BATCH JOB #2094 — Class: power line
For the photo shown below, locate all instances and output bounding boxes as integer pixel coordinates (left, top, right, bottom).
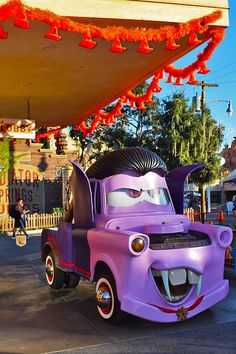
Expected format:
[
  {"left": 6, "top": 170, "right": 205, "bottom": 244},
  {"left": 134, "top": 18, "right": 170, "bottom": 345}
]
[
  {"left": 207, "top": 68, "right": 236, "bottom": 82},
  {"left": 218, "top": 80, "right": 236, "bottom": 84},
  {"left": 206, "top": 59, "right": 236, "bottom": 76}
]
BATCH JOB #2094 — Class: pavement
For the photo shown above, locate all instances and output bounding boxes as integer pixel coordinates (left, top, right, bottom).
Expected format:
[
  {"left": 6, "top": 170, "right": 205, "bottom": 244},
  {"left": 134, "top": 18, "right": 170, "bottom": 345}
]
[{"left": 0, "top": 233, "right": 236, "bottom": 354}]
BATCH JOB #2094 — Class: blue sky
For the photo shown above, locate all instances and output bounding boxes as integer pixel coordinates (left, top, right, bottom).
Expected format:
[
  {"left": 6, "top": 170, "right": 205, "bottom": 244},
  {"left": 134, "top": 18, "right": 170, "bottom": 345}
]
[{"left": 157, "top": 0, "right": 236, "bottom": 148}]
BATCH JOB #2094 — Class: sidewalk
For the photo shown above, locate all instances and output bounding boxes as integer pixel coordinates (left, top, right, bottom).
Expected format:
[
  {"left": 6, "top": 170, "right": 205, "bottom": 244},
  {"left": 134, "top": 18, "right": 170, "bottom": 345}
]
[{"left": 1, "top": 228, "right": 51, "bottom": 237}]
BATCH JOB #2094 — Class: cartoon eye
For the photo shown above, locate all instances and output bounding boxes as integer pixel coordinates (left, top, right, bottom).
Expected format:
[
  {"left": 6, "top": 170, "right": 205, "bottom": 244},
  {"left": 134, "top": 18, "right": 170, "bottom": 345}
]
[
  {"left": 106, "top": 188, "right": 142, "bottom": 207},
  {"left": 129, "top": 189, "right": 142, "bottom": 198}
]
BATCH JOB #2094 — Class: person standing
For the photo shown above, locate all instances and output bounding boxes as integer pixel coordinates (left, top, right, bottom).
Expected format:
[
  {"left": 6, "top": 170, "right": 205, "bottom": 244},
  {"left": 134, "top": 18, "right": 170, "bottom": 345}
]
[
  {"left": 226, "top": 199, "right": 234, "bottom": 215},
  {"left": 11, "top": 198, "right": 30, "bottom": 239}
]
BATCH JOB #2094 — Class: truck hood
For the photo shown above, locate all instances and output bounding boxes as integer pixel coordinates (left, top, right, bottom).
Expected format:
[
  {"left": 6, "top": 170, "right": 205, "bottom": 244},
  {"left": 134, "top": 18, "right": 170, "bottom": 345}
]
[{"left": 95, "top": 213, "right": 190, "bottom": 233}]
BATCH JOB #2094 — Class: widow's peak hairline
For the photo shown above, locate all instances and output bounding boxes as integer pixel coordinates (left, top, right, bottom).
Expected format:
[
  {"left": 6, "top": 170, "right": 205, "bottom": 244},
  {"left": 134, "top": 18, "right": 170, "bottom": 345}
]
[{"left": 86, "top": 147, "right": 167, "bottom": 180}]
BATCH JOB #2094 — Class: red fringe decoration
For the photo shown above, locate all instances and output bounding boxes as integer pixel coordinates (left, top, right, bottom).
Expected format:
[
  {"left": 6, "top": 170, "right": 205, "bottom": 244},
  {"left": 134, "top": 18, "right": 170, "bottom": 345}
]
[
  {"left": 164, "top": 28, "right": 224, "bottom": 79},
  {"left": 0, "top": 0, "right": 222, "bottom": 51}
]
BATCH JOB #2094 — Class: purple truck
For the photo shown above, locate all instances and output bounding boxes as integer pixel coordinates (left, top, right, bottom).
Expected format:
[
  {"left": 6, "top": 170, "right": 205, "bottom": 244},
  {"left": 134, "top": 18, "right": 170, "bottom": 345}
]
[{"left": 41, "top": 147, "right": 232, "bottom": 323}]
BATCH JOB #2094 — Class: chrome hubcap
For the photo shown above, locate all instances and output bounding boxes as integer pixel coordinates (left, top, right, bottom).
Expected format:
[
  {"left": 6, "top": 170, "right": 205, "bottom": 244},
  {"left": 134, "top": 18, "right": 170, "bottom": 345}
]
[
  {"left": 95, "top": 286, "right": 111, "bottom": 309},
  {"left": 46, "top": 263, "right": 53, "bottom": 276}
]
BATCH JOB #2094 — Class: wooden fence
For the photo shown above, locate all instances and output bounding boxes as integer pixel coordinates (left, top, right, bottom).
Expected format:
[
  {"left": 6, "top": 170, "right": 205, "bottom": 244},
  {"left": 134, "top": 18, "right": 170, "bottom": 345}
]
[
  {"left": 0, "top": 207, "right": 219, "bottom": 233},
  {"left": 0, "top": 213, "right": 64, "bottom": 232},
  {"left": 184, "top": 208, "right": 195, "bottom": 222}
]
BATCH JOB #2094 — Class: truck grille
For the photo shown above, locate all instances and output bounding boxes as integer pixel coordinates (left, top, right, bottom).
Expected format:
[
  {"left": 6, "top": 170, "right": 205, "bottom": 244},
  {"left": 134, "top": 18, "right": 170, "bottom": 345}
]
[{"left": 149, "top": 230, "right": 211, "bottom": 250}]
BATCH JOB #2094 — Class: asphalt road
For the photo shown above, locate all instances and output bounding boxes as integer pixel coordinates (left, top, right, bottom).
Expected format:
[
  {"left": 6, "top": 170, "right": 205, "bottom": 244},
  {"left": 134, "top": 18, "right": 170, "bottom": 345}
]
[{"left": 0, "top": 234, "right": 236, "bottom": 354}]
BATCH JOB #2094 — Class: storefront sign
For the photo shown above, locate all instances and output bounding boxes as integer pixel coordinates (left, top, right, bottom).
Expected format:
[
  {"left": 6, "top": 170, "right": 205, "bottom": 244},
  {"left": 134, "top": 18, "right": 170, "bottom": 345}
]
[
  {"left": 0, "top": 119, "right": 36, "bottom": 139},
  {"left": 0, "top": 165, "right": 44, "bottom": 215}
]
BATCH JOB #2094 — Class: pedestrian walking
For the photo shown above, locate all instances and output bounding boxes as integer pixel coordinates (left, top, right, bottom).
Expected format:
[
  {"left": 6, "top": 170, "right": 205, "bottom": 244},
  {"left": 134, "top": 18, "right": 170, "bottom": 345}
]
[{"left": 11, "top": 198, "right": 30, "bottom": 239}]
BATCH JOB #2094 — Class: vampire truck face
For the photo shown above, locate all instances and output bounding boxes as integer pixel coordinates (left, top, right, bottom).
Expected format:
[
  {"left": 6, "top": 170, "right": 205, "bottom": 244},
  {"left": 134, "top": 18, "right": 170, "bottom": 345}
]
[
  {"left": 101, "top": 171, "right": 174, "bottom": 216},
  {"left": 86, "top": 147, "right": 175, "bottom": 218}
]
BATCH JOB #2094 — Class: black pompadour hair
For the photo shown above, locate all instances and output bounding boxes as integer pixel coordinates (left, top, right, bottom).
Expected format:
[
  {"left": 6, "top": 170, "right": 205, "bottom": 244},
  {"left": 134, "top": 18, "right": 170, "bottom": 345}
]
[{"left": 86, "top": 147, "right": 167, "bottom": 180}]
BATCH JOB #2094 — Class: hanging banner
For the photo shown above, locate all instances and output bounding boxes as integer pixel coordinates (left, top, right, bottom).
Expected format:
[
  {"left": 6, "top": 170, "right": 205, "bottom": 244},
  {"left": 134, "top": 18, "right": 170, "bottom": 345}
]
[{"left": 0, "top": 119, "right": 36, "bottom": 139}]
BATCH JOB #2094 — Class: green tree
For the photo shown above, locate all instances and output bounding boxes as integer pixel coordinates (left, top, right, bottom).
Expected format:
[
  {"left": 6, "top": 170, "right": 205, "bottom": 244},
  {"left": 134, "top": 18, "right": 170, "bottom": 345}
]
[
  {"left": 155, "top": 93, "right": 224, "bottom": 186},
  {"left": 0, "top": 139, "right": 11, "bottom": 176},
  {"left": 155, "top": 92, "right": 224, "bottom": 217},
  {"left": 69, "top": 128, "right": 93, "bottom": 167}
]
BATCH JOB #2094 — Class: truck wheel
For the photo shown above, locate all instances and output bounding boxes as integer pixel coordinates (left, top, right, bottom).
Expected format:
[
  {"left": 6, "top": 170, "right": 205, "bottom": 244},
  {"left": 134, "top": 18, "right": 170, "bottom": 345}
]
[
  {"left": 64, "top": 273, "right": 80, "bottom": 288},
  {"left": 95, "top": 272, "right": 124, "bottom": 323},
  {"left": 45, "top": 252, "right": 65, "bottom": 289}
]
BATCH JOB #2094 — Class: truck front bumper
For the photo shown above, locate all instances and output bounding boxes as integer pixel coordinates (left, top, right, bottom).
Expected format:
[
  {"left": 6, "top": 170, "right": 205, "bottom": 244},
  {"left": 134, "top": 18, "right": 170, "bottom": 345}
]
[{"left": 121, "top": 279, "right": 229, "bottom": 323}]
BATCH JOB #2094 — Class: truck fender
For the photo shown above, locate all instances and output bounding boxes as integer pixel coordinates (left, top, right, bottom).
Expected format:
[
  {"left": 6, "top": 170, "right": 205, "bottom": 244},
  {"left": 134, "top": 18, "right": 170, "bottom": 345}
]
[{"left": 42, "top": 241, "right": 60, "bottom": 269}]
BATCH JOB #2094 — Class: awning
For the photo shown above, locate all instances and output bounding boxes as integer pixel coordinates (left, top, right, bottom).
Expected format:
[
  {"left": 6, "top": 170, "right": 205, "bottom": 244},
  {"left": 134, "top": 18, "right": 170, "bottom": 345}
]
[{"left": 0, "top": 0, "right": 229, "bottom": 139}]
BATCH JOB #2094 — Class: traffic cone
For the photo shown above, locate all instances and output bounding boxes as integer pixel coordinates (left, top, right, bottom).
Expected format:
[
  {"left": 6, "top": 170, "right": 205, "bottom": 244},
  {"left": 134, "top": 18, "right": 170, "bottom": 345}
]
[
  {"left": 225, "top": 247, "right": 233, "bottom": 260},
  {"left": 79, "top": 29, "right": 97, "bottom": 49},
  {"left": 14, "top": 8, "right": 30, "bottom": 29},
  {"left": 110, "top": 37, "right": 126, "bottom": 53},
  {"left": 44, "top": 26, "right": 62, "bottom": 41},
  {"left": 137, "top": 37, "right": 154, "bottom": 54},
  {"left": 217, "top": 210, "right": 225, "bottom": 224}
]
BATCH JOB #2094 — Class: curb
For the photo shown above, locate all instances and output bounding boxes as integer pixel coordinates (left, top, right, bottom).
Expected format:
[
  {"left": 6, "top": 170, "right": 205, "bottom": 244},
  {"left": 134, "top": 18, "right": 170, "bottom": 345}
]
[{"left": 1, "top": 229, "right": 43, "bottom": 237}]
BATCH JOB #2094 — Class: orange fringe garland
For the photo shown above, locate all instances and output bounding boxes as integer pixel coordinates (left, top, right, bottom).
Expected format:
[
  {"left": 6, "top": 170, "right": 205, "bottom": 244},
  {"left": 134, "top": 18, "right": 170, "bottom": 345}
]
[{"left": 0, "top": 1, "right": 223, "bottom": 140}]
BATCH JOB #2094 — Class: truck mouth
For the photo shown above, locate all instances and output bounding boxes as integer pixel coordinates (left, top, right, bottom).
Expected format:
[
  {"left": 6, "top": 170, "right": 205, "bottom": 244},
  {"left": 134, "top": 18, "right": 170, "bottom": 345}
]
[{"left": 151, "top": 268, "right": 202, "bottom": 303}]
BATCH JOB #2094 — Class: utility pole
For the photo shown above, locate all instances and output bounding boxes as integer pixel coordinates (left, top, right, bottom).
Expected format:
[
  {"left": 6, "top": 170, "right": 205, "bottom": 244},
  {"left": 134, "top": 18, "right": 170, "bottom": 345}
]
[
  {"left": 193, "top": 81, "right": 219, "bottom": 223},
  {"left": 197, "top": 81, "right": 219, "bottom": 114}
]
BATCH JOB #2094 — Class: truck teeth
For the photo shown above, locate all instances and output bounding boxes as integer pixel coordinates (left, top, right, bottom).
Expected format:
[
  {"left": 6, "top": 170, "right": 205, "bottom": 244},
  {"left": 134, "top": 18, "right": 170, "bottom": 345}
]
[
  {"left": 187, "top": 269, "right": 199, "bottom": 284},
  {"left": 196, "top": 274, "right": 202, "bottom": 296},
  {"left": 164, "top": 294, "right": 184, "bottom": 302},
  {"left": 160, "top": 270, "right": 171, "bottom": 302},
  {"left": 169, "top": 268, "right": 186, "bottom": 286},
  {"left": 152, "top": 268, "right": 201, "bottom": 302},
  {"left": 152, "top": 269, "right": 161, "bottom": 277}
]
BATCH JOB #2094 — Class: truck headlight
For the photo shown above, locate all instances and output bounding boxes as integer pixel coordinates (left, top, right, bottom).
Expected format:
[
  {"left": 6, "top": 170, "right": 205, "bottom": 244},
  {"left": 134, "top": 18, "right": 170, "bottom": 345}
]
[
  {"left": 217, "top": 229, "right": 233, "bottom": 248},
  {"left": 131, "top": 237, "right": 145, "bottom": 252}
]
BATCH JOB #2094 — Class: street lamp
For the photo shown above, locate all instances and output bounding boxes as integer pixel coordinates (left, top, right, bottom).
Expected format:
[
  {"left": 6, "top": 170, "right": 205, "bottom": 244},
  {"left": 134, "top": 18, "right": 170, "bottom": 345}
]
[
  {"left": 226, "top": 100, "right": 233, "bottom": 118},
  {"left": 206, "top": 99, "right": 233, "bottom": 118},
  {"left": 192, "top": 96, "right": 233, "bottom": 117}
]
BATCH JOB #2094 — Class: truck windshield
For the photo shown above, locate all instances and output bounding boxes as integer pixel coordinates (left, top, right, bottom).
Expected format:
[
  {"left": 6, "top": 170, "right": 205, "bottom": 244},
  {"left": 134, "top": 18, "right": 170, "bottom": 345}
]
[{"left": 106, "top": 187, "right": 170, "bottom": 208}]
